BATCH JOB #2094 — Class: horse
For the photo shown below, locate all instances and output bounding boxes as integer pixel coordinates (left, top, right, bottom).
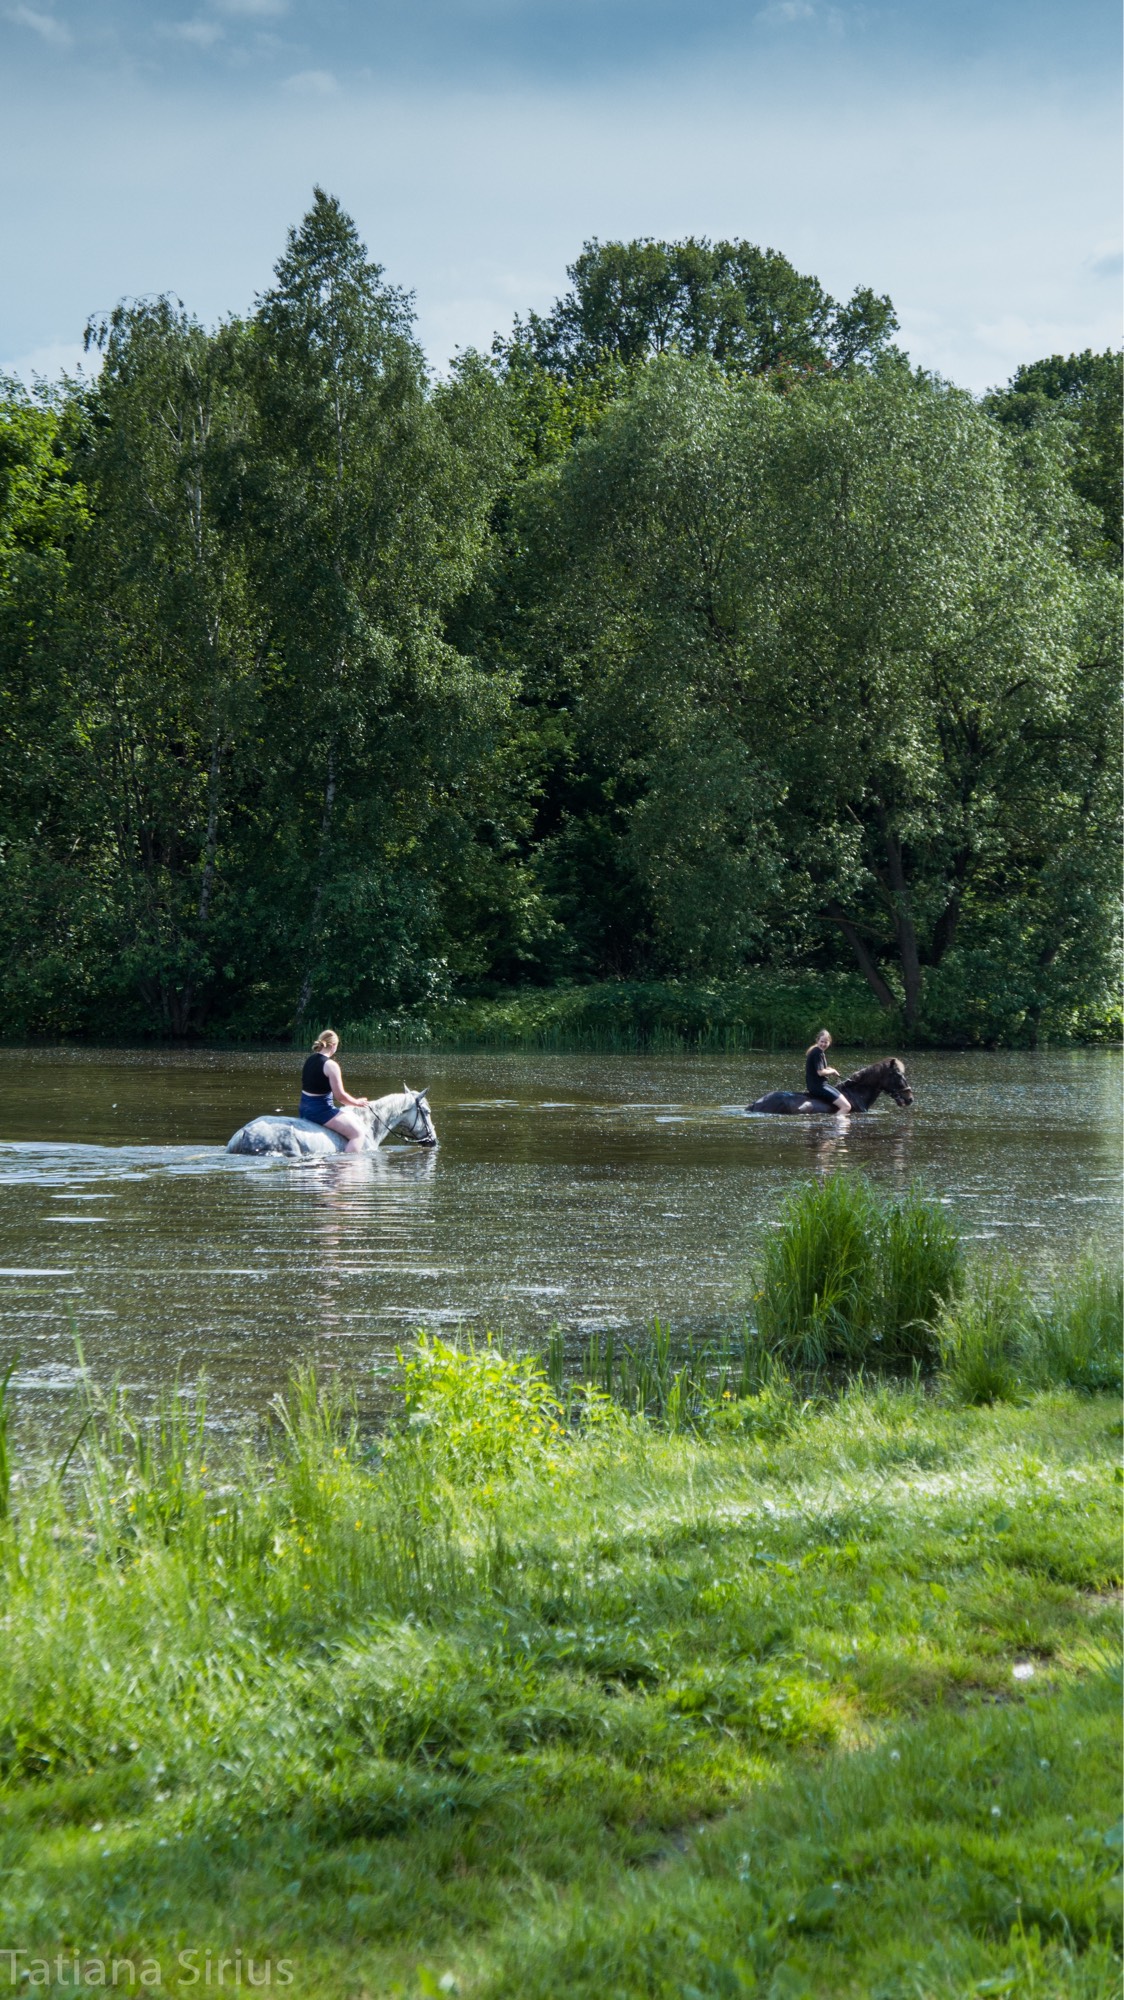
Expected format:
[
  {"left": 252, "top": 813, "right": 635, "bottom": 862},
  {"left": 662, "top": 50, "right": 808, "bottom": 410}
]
[
  {"left": 227, "top": 1087, "right": 437, "bottom": 1158},
  {"left": 746, "top": 1057, "right": 914, "bottom": 1117}
]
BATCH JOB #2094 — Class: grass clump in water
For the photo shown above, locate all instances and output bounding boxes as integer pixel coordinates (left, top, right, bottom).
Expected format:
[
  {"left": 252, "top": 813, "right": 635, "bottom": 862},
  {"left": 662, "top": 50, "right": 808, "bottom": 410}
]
[{"left": 755, "top": 1172, "right": 963, "bottom": 1370}]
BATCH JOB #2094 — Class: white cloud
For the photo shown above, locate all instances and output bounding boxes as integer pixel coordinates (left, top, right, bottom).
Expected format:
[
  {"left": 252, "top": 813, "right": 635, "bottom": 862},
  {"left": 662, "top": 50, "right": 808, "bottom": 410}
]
[
  {"left": 282, "top": 68, "right": 338, "bottom": 95},
  {"left": 0, "top": 62, "right": 1118, "bottom": 395},
  {"left": 7, "top": 5, "right": 70, "bottom": 47},
  {"left": 166, "top": 18, "right": 225, "bottom": 46},
  {"left": 1088, "top": 247, "right": 1122, "bottom": 279},
  {"left": 1, "top": 340, "right": 90, "bottom": 384}
]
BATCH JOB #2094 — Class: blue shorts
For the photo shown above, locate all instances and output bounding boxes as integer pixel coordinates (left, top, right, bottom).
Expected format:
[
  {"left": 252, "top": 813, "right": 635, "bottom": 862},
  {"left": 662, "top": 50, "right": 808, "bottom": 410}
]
[
  {"left": 299, "top": 1092, "right": 338, "bottom": 1126},
  {"left": 809, "top": 1083, "right": 844, "bottom": 1106}
]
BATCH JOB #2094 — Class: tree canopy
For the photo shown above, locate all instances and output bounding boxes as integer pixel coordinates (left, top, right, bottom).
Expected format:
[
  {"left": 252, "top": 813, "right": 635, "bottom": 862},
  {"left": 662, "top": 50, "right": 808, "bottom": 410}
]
[{"left": 0, "top": 197, "right": 1118, "bottom": 1046}]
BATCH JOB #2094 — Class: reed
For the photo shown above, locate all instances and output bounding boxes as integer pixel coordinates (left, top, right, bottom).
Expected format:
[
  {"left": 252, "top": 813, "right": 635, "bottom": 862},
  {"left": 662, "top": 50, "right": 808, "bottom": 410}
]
[
  {"left": 1019, "top": 1253, "right": 1124, "bottom": 1395},
  {"left": 936, "top": 1265, "right": 1028, "bottom": 1405},
  {"left": 754, "top": 1173, "right": 963, "bottom": 1369}
]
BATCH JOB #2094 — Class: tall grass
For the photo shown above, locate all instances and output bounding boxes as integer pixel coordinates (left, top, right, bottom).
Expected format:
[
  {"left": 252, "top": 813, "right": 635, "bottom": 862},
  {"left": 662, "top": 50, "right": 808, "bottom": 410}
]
[
  {"left": 547, "top": 1317, "right": 778, "bottom": 1430},
  {"left": 755, "top": 1173, "right": 963, "bottom": 1369},
  {"left": 1021, "top": 1253, "right": 1124, "bottom": 1395},
  {"left": 344, "top": 973, "right": 890, "bottom": 1054},
  {"left": 0, "top": 1353, "right": 17, "bottom": 1523},
  {"left": 940, "top": 1252, "right": 1124, "bottom": 1404},
  {"left": 936, "top": 1265, "right": 1029, "bottom": 1405}
]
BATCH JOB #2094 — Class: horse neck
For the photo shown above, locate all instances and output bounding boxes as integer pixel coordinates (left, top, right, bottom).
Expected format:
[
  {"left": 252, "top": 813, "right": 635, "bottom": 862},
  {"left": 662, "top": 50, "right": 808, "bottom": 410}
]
[
  {"left": 370, "top": 1091, "right": 410, "bottom": 1135},
  {"left": 843, "top": 1068, "right": 883, "bottom": 1110}
]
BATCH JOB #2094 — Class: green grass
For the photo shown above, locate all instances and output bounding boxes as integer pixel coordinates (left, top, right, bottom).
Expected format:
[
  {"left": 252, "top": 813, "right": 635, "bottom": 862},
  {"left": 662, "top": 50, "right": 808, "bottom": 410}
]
[
  {"left": 940, "top": 1255, "right": 1124, "bottom": 1407},
  {"left": 342, "top": 973, "right": 1121, "bottom": 1055},
  {"left": 344, "top": 974, "right": 892, "bottom": 1054},
  {"left": 0, "top": 1337, "right": 1119, "bottom": 1997},
  {"left": 754, "top": 1175, "right": 964, "bottom": 1372}
]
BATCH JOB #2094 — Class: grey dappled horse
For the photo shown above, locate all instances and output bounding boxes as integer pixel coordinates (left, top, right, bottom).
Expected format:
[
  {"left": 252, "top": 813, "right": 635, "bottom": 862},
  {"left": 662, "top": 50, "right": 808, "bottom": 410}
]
[{"left": 227, "top": 1087, "right": 437, "bottom": 1158}]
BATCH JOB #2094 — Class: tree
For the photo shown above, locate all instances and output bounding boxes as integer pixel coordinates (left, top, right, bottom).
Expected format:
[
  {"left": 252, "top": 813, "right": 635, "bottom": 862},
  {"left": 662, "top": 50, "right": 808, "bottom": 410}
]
[
  {"left": 984, "top": 349, "right": 1123, "bottom": 567},
  {"left": 0, "top": 194, "right": 517, "bottom": 1039},
  {"left": 497, "top": 236, "right": 898, "bottom": 381},
  {"left": 246, "top": 189, "right": 515, "bottom": 1031},
  {"left": 499, "top": 356, "right": 1120, "bottom": 1033},
  {"left": 0, "top": 377, "right": 92, "bottom": 1032}
]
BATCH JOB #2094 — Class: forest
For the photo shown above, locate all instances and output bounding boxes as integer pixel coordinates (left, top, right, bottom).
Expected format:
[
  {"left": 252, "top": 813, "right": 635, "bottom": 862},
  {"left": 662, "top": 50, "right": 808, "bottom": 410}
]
[{"left": 1, "top": 190, "right": 1120, "bottom": 1046}]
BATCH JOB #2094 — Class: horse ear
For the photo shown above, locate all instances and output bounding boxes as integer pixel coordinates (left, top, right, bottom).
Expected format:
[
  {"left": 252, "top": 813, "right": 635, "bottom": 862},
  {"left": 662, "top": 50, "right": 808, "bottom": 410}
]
[{"left": 417, "top": 1087, "right": 429, "bottom": 1100}]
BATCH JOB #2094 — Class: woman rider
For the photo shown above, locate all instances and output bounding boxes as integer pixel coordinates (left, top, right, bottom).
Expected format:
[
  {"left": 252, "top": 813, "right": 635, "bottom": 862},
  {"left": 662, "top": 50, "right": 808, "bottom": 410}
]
[
  {"left": 804, "top": 1029, "right": 851, "bottom": 1115},
  {"left": 299, "top": 1030, "right": 370, "bottom": 1153}
]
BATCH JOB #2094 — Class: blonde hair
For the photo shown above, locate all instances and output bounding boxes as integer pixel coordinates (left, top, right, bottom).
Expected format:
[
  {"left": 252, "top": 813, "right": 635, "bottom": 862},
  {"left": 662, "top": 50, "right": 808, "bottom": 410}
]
[{"left": 312, "top": 1029, "right": 339, "bottom": 1053}]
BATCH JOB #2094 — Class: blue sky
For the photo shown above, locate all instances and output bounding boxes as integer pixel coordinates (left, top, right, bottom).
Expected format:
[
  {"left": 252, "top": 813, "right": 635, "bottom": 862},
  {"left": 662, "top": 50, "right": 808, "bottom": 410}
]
[{"left": 1, "top": 0, "right": 1119, "bottom": 391}]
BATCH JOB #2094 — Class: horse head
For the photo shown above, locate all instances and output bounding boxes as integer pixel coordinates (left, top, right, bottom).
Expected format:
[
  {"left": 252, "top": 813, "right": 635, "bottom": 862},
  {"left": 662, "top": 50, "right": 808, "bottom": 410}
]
[
  {"left": 399, "top": 1085, "right": 438, "bottom": 1148},
  {"left": 885, "top": 1058, "right": 914, "bottom": 1107}
]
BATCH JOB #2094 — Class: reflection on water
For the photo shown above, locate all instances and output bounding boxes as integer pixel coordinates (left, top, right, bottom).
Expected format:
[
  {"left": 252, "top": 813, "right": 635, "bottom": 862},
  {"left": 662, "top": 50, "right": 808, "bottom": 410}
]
[{"left": 0, "top": 1046, "right": 1119, "bottom": 1434}]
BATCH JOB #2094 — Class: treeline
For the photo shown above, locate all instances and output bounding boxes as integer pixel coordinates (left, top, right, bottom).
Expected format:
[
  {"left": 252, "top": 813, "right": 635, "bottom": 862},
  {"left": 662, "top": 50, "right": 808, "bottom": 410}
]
[{"left": 1, "top": 191, "right": 1120, "bottom": 1044}]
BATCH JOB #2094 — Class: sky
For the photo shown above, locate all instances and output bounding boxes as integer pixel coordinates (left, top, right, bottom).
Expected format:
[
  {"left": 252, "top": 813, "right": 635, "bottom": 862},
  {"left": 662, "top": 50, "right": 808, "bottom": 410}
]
[{"left": 1, "top": 0, "right": 1120, "bottom": 393}]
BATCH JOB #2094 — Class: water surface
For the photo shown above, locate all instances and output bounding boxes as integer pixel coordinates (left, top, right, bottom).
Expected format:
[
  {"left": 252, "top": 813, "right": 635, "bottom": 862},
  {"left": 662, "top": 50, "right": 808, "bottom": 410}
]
[{"left": 0, "top": 1047, "right": 1118, "bottom": 1433}]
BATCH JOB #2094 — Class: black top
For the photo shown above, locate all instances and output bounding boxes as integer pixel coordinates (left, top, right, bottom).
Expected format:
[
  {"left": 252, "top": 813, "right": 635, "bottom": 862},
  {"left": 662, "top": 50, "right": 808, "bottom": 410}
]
[
  {"left": 301, "top": 1051, "right": 332, "bottom": 1096},
  {"left": 805, "top": 1045, "right": 829, "bottom": 1095}
]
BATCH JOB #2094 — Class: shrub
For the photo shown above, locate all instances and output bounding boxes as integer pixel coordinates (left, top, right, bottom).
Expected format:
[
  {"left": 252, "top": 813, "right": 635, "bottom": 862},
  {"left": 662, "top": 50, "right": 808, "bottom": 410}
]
[
  {"left": 392, "top": 1334, "right": 566, "bottom": 1482},
  {"left": 755, "top": 1173, "right": 962, "bottom": 1370}
]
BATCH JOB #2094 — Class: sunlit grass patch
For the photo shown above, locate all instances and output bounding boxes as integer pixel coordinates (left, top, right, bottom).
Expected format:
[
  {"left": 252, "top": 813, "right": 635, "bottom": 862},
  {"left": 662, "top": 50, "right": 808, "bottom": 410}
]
[
  {"left": 0, "top": 1343, "right": 1118, "bottom": 1995},
  {"left": 473, "top": 1666, "right": 1122, "bottom": 2000}
]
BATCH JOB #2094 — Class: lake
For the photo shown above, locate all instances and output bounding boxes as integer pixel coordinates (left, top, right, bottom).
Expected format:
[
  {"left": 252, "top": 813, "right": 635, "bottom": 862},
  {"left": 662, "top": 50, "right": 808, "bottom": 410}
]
[{"left": 0, "top": 1046, "right": 1119, "bottom": 1435}]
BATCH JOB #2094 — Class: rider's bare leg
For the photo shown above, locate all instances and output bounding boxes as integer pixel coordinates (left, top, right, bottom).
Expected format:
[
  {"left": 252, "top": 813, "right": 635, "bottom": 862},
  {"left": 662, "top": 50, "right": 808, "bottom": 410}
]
[
  {"left": 833, "top": 1095, "right": 851, "bottom": 1115},
  {"left": 326, "top": 1109, "right": 366, "bottom": 1153}
]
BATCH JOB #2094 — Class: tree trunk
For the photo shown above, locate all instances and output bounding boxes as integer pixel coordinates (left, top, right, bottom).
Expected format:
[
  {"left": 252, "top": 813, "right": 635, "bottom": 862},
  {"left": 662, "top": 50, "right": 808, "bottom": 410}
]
[{"left": 824, "top": 903, "right": 898, "bottom": 1011}]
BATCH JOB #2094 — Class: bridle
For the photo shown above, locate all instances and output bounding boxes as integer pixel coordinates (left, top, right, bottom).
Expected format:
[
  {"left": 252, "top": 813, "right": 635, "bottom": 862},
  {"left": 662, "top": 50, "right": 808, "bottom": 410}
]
[
  {"left": 399, "top": 1096, "right": 436, "bottom": 1146},
  {"left": 886, "top": 1066, "right": 914, "bottom": 1107}
]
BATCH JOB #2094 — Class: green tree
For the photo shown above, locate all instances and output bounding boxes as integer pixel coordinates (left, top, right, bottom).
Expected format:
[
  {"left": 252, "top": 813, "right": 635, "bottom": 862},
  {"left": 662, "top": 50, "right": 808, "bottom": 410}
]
[
  {"left": 52, "top": 299, "right": 262, "bottom": 1035},
  {"left": 0, "top": 378, "right": 91, "bottom": 1032},
  {"left": 984, "top": 349, "right": 1123, "bottom": 567},
  {"left": 245, "top": 189, "right": 515, "bottom": 1031},
  {"left": 498, "top": 236, "right": 898, "bottom": 381},
  {"left": 501, "top": 357, "right": 1120, "bottom": 1034}
]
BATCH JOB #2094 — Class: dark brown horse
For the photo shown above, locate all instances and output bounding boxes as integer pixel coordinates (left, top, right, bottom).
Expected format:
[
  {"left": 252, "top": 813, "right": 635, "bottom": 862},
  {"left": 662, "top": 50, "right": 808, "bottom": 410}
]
[{"left": 747, "top": 1057, "right": 914, "bottom": 1116}]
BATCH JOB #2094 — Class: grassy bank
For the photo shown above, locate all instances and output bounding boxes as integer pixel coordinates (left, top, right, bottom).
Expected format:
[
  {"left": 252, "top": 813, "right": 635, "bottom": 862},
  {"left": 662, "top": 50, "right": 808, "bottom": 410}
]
[
  {"left": 0, "top": 1250, "right": 1120, "bottom": 1995},
  {"left": 345, "top": 976, "right": 895, "bottom": 1055},
  {"left": 342, "top": 975, "right": 1122, "bottom": 1055}
]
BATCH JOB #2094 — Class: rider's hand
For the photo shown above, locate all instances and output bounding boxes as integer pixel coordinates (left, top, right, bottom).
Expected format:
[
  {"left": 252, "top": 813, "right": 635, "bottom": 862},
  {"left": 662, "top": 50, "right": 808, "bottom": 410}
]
[{"left": 356, "top": 1097, "right": 369, "bottom": 1108}]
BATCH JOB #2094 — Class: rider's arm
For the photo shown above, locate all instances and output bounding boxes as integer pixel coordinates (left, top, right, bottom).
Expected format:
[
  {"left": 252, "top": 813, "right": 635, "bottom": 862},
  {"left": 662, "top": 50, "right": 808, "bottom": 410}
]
[{"left": 323, "top": 1058, "right": 368, "bottom": 1108}]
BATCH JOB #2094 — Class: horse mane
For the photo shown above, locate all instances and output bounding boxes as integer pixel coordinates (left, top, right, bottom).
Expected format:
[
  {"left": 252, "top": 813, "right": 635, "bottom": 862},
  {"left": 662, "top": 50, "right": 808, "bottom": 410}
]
[{"left": 840, "top": 1057, "right": 905, "bottom": 1091}]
